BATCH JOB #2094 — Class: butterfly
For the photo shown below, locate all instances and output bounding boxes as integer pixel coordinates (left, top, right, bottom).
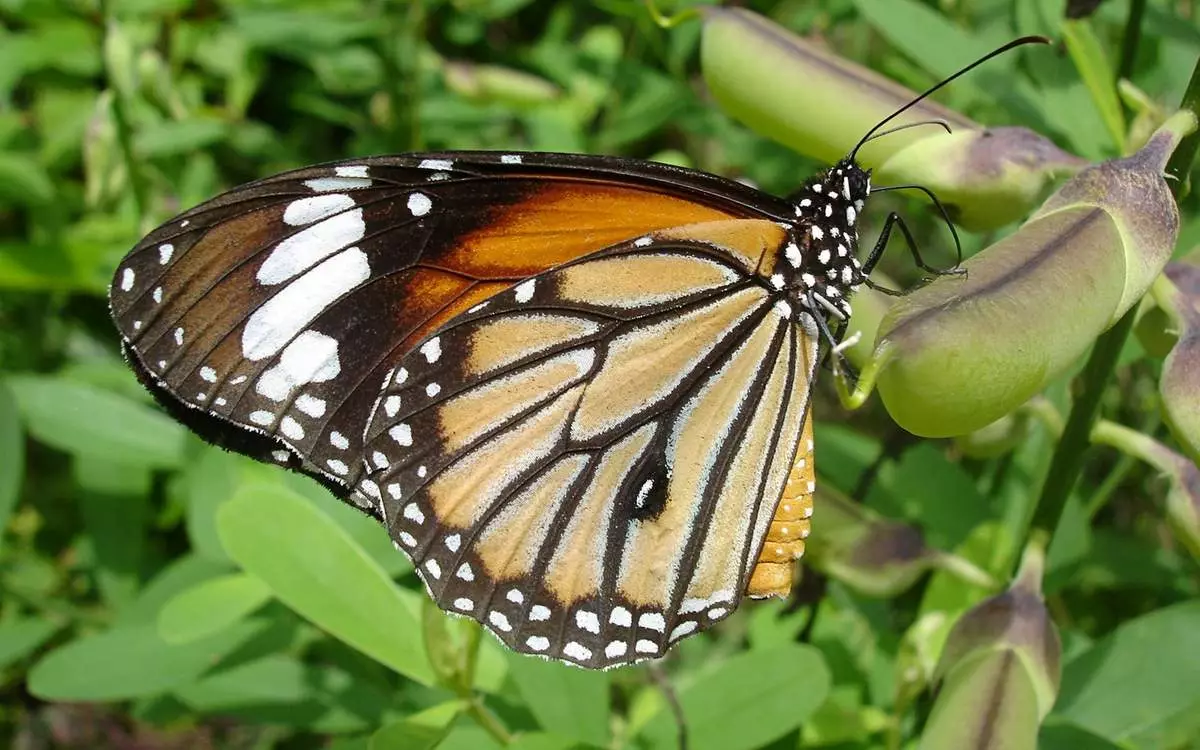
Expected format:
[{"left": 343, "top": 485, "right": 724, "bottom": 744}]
[{"left": 108, "top": 39, "right": 1035, "bottom": 669}]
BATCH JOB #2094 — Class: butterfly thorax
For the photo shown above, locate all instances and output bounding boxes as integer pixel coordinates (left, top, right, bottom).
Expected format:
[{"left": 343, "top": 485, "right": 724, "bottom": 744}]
[{"left": 775, "top": 158, "right": 872, "bottom": 321}]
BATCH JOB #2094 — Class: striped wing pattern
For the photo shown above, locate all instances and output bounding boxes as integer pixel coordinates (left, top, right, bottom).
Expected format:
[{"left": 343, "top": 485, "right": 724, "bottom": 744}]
[
  {"left": 358, "top": 227, "right": 819, "bottom": 668},
  {"left": 108, "top": 154, "right": 777, "bottom": 510}
]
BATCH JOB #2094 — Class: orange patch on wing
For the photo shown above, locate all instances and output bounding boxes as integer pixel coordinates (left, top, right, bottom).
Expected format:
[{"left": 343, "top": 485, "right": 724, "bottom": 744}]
[{"left": 439, "top": 182, "right": 742, "bottom": 277}]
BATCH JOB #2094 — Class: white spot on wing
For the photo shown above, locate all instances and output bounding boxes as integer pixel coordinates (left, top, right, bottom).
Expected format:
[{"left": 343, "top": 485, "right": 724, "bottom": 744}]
[
  {"left": 610, "top": 607, "right": 632, "bottom": 627},
  {"left": 199, "top": 366, "right": 217, "bottom": 383},
  {"left": 390, "top": 423, "right": 413, "bottom": 446},
  {"left": 403, "top": 503, "right": 425, "bottom": 524},
  {"left": 282, "top": 194, "right": 355, "bottom": 227},
  {"left": 249, "top": 410, "right": 273, "bottom": 426},
  {"left": 294, "top": 394, "right": 326, "bottom": 417},
  {"left": 605, "top": 641, "right": 627, "bottom": 659},
  {"left": 158, "top": 244, "right": 173, "bottom": 264},
  {"left": 563, "top": 642, "right": 592, "bottom": 661},
  {"left": 489, "top": 611, "right": 512, "bottom": 631},
  {"left": 638, "top": 612, "right": 665, "bottom": 632},
  {"left": 456, "top": 563, "right": 473, "bottom": 581},
  {"left": 526, "top": 636, "right": 549, "bottom": 651},
  {"left": 407, "top": 192, "right": 432, "bottom": 217},
  {"left": 576, "top": 610, "right": 601, "bottom": 634},
  {"left": 445, "top": 533, "right": 461, "bottom": 552},
  {"left": 384, "top": 395, "right": 401, "bottom": 417},
  {"left": 635, "top": 639, "right": 658, "bottom": 654},
  {"left": 255, "top": 330, "right": 342, "bottom": 402},
  {"left": 420, "top": 337, "right": 441, "bottom": 363},
  {"left": 454, "top": 597, "right": 474, "bottom": 611},
  {"left": 500, "top": 154, "right": 522, "bottom": 164},
  {"left": 330, "top": 431, "right": 349, "bottom": 449},
  {"left": 280, "top": 416, "right": 304, "bottom": 440},
  {"left": 243, "top": 249, "right": 369, "bottom": 361},
  {"left": 326, "top": 459, "right": 349, "bottom": 475},
  {"left": 514, "top": 279, "right": 536, "bottom": 303},
  {"left": 418, "top": 158, "right": 453, "bottom": 171},
  {"left": 530, "top": 605, "right": 551, "bottom": 621},
  {"left": 425, "top": 559, "right": 441, "bottom": 579},
  {"left": 258, "top": 209, "right": 365, "bottom": 285}
]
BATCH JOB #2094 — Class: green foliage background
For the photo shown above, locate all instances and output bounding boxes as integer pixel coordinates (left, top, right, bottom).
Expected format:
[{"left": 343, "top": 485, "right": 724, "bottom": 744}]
[{"left": 2, "top": 0, "right": 1200, "bottom": 748}]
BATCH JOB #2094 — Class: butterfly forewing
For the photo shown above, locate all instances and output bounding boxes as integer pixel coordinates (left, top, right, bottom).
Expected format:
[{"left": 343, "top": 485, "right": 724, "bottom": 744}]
[
  {"left": 109, "top": 153, "right": 789, "bottom": 508},
  {"left": 358, "top": 220, "right": 819, "bottom": 668}
]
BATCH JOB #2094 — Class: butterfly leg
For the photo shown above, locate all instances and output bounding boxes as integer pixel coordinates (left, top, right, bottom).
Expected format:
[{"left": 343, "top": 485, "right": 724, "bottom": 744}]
[
  {"left": 862, "top": 211, "right": 962, "bottom": 283},
  {"left": 747, "top": 411, "right": 815, "bottom": 598}
]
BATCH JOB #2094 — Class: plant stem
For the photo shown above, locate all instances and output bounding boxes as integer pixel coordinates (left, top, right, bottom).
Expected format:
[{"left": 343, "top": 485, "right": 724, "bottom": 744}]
[
  {"left": 1117, "top": 0, "right": 1146, "bottom": 83},
  {"left": 1022, "top": 55, "right": 1200, "bottom": 557}
]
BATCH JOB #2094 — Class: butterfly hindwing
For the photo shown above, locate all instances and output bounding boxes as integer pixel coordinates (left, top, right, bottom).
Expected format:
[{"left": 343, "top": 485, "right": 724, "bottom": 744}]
[
  {"left": 108, "top": 154, "right": 791, "bottom": 508},
  {"left": 358, "top": 220, "right": 819, "bottom": 668}
]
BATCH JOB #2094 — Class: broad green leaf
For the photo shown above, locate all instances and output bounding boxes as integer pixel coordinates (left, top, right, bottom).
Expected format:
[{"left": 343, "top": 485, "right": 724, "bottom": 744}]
[
  {"left": 506, "top": 733, "right": 578, "bottom": 750},
  {"left": 870, "top": 444, "right": 991, "bottom": 550},
  {"left": 158, "top": 572, "right": 271, "bottom": 644},
  {"left": 180, "top": 445, "right": 242, "bottom": 562},
  {"left": 1057, "top": 601, "right": 1200, "bottom": 741},
  {"left": 506, "top": 651, "right": 610, "bottom": 746},
  {"left": 435, "top": 727, "right": 503, "bottom": 750},
  {"left": 28, "top": 619, "right": 268, "bottom": 701},
  {"left": 117, "top": 554, "right": 233, "bottom": 627},
  {"left": 0, "top": 381, "right": 23, "bottom": 556},
  {"left": 637, "top": 643, "right": 831, "bottom": 750},
  {"left": 175, "top": 654, "right": 392, "bottom": 733},
  {"left": 0, "top": 152, "right": 55, "bottom": 206},
  {"left": 217, "top": 482, "right": 435, "bottom": 685},
  {"left": 1040, "top": 722, "right": 1127, "bottom": 750},
  {"left": 0, "top": 617, "right": 61, "bottom": 672},
  {"left": 77, "top": 479, "right": 149, "bottom": 610},
  {"left": 7, "top": 375, "right": 186, "bottom": 469},
  {"left": 370, "top": 701, "right": 464, "bottom": 750}
]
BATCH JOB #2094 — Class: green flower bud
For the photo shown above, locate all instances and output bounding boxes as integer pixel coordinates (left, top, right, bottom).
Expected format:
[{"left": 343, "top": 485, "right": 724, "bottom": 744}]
[
  {"left": 701, "top": 9, "right": 1076, "bottom": 231},
  {"left": 874, "top": 127, "right": 1085, "bottom": 231},
  {"left": 920, "top": 540, "right": 1061, "bottom": 750},
  {"left": 1160, "top": 257, "right": 1200, "bottom": 461},
  {"left": 873, "top": 113, "right": 1193, "bottom": 437},
  {"left": 1165, "top": 456, "right": 1200, "bottom": 562},
  {"left": 700, "top": 7, "right": 973, "bottom": 167},
  {"left": 806, "top": 487, "right": 934, "bottom": 597}
]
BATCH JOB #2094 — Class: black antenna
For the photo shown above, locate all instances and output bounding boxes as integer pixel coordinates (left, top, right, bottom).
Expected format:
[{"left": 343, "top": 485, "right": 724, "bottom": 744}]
[
  {"left": 849, "top": 36, "right": 1050, "bottom": 162},
  {"left": 859, "top": 119, "right": 953, "bottom": 146}
]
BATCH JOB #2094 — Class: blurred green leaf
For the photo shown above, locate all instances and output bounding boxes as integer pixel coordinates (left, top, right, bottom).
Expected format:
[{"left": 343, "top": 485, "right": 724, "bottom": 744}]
[
  {"left": 7, "top": 375, "right": 186, "bottom": 469},
  {"left": 637, "top": 643, "right": 831, "bottom": 750},
  {"left": 217, "top": 482, "right": 436, "bottom": 686},
  {"left": 134, "top": 118, "right": 230, "bottom": 159},
  {"left": 1061, "top": 19, "right": 1125, "bottom": 151},
  {"left": 158, "top": 572, "right": 272, "bottom": 644},
  {"left": 506, "top": 651, "right": 610, "bottom": 745},
  {"left": 28, "top": 619, "right": 269, "bottom": 701},
  {"left": 0, "top": 153, "right": 56, "bottom": 207},
  {"left": 369, "top": 700, "right": 464, "bottom": 750},
  {"left": 1057, "top": 601, "right": 1200, "bottom": 742},
  {"left": 0, "top": 617, "right": 61, "bottom": 673},
  {"left": 0, "top": 382, "right": 23, "bottom": 556},
  {"left": 117, "top": 554, "right": 232, "bottom": 627}
]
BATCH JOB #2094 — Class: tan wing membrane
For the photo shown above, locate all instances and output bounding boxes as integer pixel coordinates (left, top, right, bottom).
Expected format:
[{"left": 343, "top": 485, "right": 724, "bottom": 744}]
[
  {"left": 747, "top": 412, "right": 816, "bottom": 599},
  {"left": 357, "top": 223, "right": 820, "bottom": 668}
]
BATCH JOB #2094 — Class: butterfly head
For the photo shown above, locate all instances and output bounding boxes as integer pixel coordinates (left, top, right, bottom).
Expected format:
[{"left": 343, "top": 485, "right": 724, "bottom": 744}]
[{"left": 780, "top": 158, "right": 872, "bottom": 320}]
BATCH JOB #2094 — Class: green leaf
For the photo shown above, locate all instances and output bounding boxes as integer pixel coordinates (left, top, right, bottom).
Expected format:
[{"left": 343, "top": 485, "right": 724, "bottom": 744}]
[
  {"left": 369, "top": 701, "right": 464, "bottom": 750},
  {"left": 28, "top": 619, "right": 268, "bottom": 701},
  {"left": 506, "top": 651, "right": 610, "bottom": 745},
  {"left": 1057, "top": 600, "right": 1200, "bottom": 741},
  {"left": 217, "top": 482, "right": 435, "bottom": 686},
  {"left": 0, "top": 617, "right": 61, "bottom": 672},
  {"left": 870, "top": 444, "right": 992, "bottom": 550},
  {"left": 0, "top": 152, "right": 55, "bottom": 207},
  {"left": 157, "top": 572, "right": 272, "bottom": 644},
  {"left": 7, "top": 375, "right": 186, "bottom": 469},
  {"left": 0, "top": 381, "right": 23, "bottom": 556},
  {"left": 117, "top": 554, "right": 233, "bottom": 627},
  {"left": 636, "top": 643, "right": 831, "bottom": 750},
  {"left": 175, "top": 655, "right": 392, "bottom": 733},
  {"left": 133, "top": 118, "right": 230, "bottom": 159},
  {"left": 1061, "top": 19, "right": 1125, "bottom": 151},
  {"left": 179, "top": 445, "right": 242, "bottom": 563}
]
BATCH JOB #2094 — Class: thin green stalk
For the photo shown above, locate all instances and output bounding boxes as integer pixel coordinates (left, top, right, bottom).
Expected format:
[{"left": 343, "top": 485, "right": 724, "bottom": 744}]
[
  {"left": 1117, "top": 0, "right": 1146, "bottom": 83},
  {"left": 1022, "top": 56, "right": 1200, "bottom": 552}
]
